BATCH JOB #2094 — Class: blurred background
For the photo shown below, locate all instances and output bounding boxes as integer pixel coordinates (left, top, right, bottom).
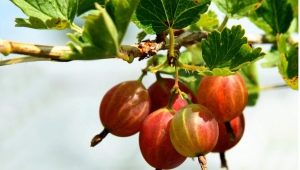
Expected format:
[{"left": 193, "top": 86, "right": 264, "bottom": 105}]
[{"left": 0, "top": 1, "right": 298, "bottom": 170}]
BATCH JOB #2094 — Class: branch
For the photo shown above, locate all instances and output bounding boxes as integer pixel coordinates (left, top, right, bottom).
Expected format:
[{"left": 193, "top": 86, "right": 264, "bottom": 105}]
[
  {"left": 0, "top": 31, "right": 207, "bottom": 65},
  {"left": 0, "top": 40, "right": 71, "bottom": 61},
  {"left": 246, "top": 34, "right": 298, "bottom": 44},
  {"left": 1, "top": 31, "right": 295, "bottom": 66}
]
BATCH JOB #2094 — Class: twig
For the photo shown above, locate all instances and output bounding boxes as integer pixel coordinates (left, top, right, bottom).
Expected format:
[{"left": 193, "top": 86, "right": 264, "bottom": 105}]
[
  {"left": 176, "top": 31, "right": 208, "bottom": 46},
  {"left": 0, "top": 40, "right": 71, "bottom": 61}
]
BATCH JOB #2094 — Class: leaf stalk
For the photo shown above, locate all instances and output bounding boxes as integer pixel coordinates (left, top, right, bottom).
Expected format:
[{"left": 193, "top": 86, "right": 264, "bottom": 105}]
[{"left": 218, "top": 15, "right": 229, "bottom": 32}]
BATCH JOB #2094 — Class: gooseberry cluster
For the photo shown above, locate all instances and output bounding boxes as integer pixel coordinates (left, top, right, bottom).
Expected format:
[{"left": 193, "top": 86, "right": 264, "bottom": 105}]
[{"left": 91, "top": 74, "right": 248, "bottom": 170}]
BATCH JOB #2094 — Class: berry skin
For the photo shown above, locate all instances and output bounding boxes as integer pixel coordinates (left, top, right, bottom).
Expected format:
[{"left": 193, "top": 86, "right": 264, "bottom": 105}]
[
  {"left": 139, "top": 108, "right": 186, "bottom": 169},
  {"left": 213, "top": 114, "right": 245, "bottom": 152},
  {"left": 100, "top": 80, "right": 150, "bottom": 136},
  {"left": 197, "top": 74, "right": 248, "bottom": 122},
  {"left": 170, "top": 104, "right": 219, "bottom": 157},
  {"left": 148, "top": 78, "right": 196, "bottom": 112}
]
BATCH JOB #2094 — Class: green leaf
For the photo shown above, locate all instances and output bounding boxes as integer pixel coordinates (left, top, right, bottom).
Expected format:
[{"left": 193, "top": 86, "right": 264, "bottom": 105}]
[
  {"left": 189, "top": 10, "right": 219, "bottom": 31},
  {"left": 67, "top": 5, "right": 119, "bottom": 60},
  {"left": 77, "top": 0, "right": 139, "bottom": 42},
  {"left": 201, "top": 68, "right": 234, "bottom": 76},
  {"left": 77, "top": 0, "right": 106, "bottom": 16},
  {"left": 106, "top": 0, "right": 140, "bottom": 42},
  {"left": 213, "top": 0, "right": 263, "bottom": 18},
  {"left": 137, "top": 31, "right": 147, "bottom": 42},
  {"left": 239, "top": 63, "right": 260, "bottom": 106},
  {"left": 178, "top": 69, "right": 201, "bottom": 94},
  {"left": 288, "top": 0, "right": 298, "bottom": 33},
  {"left": 11, "top": 0, "right": 78, "bottom": 29},
  {"left": 183, "top": 44, "right": 205, "bottom": 65},
  {"left": 249, "top": 0, "right": 293, "bottom": 35},
  {"left": 277, "top": 34, "right": 298, "bottom": 90},
  {"left": 133, "top": 0, "right": 211, "bottom": 34},
  {"left": 288, "top": 0, "right": 298, "bottom": 17},
  {"left": 202, "top": 25, "right": 264, "bottom": 72}
]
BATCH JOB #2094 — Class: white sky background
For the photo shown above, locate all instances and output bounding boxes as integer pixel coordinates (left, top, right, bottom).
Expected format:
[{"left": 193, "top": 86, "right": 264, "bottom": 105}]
[{"left": 0, "top": 1, "right": 298, "bottom": 170}]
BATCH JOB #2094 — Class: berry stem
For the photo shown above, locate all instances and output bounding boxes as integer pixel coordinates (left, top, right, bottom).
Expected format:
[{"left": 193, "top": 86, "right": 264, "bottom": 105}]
[
  {"left": 138, "top": 64, "right": 151, "bottom": 82},
  {"left": 137, "top": 69, "right": 147, "bottom": 83},
  {"left": 198, "top": 155, "right": 208, "bottom": 170},
  {"left": 219, "top": 152, "right": 228, "bottom": 169},
  {"left": 167, "top": 89, "right": 177, "bottom": 109},
  {"left": 90, "top": 128, "right": 110, "bottom": 147},
  {"left": 167, "top": 65, "right": 180, "bottom": 109},
  {"left": 149, "top": 60, "right": 167, "bottom": 73},
  {"left": 174, "top": 65, "right": 179, "bottom": 87},
  {"left": 155, "top": 72, "right": 162, "bottom": 80},
  {"left": 224, "top": 121, "right": 236, "bottom": 141}
]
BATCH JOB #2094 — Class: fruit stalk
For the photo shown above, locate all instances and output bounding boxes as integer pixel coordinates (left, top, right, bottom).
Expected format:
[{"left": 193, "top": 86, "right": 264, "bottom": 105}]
[
  {"left": 90, "top": 129, "right": 110, "bottom": 147},
  {"left": 167, "top": 66, "right": 180, "bottom": 109},
  {"left": 198, "top": 155, "right": 207, "bottom": 170},
  {"left": 224, "top": 122, "right": 236, "bottom": 141},
  {"left": 219, "top": 152, "right": 228, "bottom": 169}
]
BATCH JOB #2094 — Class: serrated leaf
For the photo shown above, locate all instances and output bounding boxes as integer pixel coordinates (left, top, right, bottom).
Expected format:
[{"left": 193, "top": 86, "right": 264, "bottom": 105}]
[
  {"left": 67, "top": 6, "right": 119, "bottom": 60},
  {"left": 213, "top": 0, "right": 263, "bottom": 18},
  {"left": 202, "top": 25, "right": 264, "bottom": 71},
  {"left": 133, "top": 0, "right": 211, "bottom": 34},
  {"left": 249, "top": 0, "right": 293, "bottom": 35},
  {"left": 277, "top": 34, "right": 298, "bottom": 90},
  {"left": 77, "top": 0, "right": 106, "bottom": 16},
  {"left": 106, "top": 0, "right": 140, "bottom": 43},
  {"left": 189, "top": 10, "right": 219, "bottom": 31},
  {"left": 11, "top": 0, "right": 78, "bottom": 29},
  {"left": 239, "top": 63, "right": 260, "bottom": 106},
  {"left": 231, "top": 44, "right": 264, "bottom": 70}
]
